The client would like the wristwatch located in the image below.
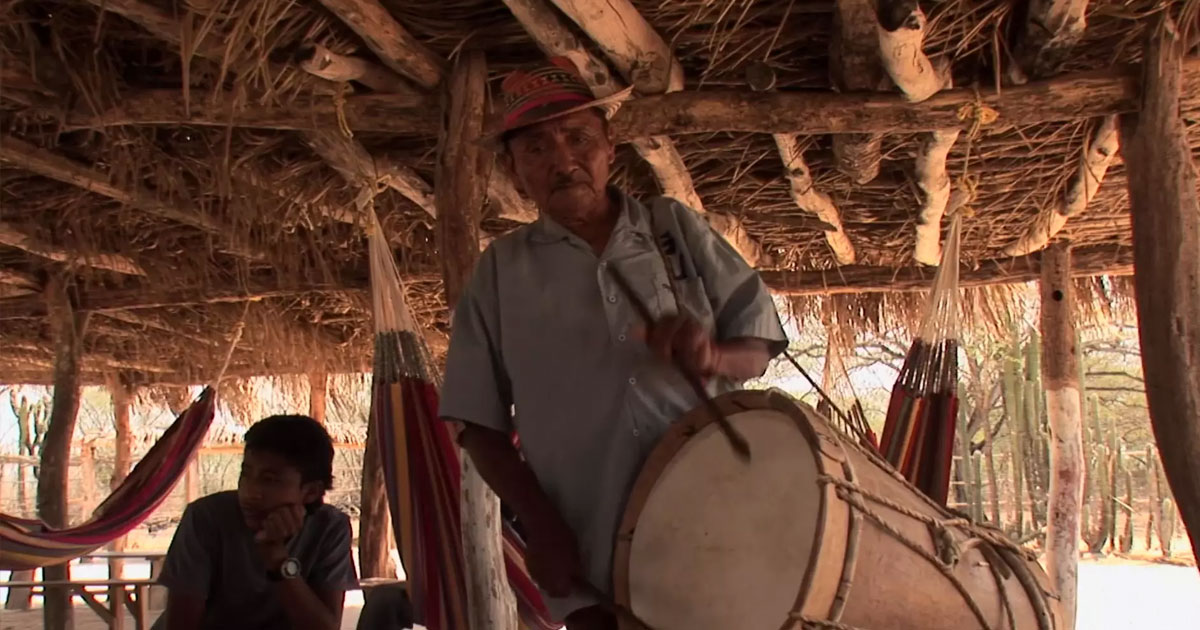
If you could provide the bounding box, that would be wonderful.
[266,557,302,582]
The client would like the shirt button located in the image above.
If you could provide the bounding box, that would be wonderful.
[628,377,637,385]
[618,334,627,342]
[633,429,641,437]
[608,295,617,303]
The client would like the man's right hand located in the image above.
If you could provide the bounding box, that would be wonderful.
[523,511,584,598]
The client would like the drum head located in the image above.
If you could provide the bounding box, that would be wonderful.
[618,398,823,630]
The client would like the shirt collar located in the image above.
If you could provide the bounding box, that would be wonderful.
[530,187,654,245]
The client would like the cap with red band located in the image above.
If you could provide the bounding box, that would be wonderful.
[490,57,633,140]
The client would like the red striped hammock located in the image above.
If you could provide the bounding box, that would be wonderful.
[368,212,559,630]
[879,213,963,505]
[0,388,216,570]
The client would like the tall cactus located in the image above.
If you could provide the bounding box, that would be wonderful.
[1003,341,1026,537]
[1023,329,1049,530]
[1084,405,1113,553]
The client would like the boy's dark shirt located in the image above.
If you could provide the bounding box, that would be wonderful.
[152,491,358,630]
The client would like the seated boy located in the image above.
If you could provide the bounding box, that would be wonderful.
[152,415,358,630]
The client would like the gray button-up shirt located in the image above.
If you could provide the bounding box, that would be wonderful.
[440,189,786,618]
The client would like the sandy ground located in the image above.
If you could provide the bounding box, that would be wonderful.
[2,558,1197,629]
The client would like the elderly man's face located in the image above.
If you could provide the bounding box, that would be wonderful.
[504,109,615,223]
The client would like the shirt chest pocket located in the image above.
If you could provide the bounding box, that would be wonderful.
[612,251,674,320]
[674,276,715,330]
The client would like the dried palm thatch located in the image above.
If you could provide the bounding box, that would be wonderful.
[0,0,1189,385]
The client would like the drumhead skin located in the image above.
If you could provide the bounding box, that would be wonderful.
[614,392,824,630]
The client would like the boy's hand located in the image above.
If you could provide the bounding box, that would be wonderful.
[254,504,305,566]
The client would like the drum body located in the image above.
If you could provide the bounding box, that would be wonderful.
[613,390,1060,630]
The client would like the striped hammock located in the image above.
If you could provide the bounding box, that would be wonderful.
[368,212,559,630]
[879,213,963,505]
[1,388,216,570]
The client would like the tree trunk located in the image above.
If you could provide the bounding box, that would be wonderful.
[5,394,40,611]
[1041,243,1084,629]
[1118,15,1200,569]
[435,49,517,630]
[79,443,96,517]
[359,412,396,578]
[109,378,134,601]
[39,276,86,630]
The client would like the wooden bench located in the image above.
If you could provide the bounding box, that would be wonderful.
[3,578,156,630]
[0,575,407,630]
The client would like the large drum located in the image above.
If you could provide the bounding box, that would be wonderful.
[614,390,1061,630]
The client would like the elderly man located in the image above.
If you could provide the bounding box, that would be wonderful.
[440,57,787,630]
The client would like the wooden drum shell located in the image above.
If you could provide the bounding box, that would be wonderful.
[613,390,1061,630]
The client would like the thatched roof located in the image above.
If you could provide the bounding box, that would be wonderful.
[0,0,1194,385]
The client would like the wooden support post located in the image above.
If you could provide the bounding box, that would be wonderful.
[39,276,87,630]
[1040,242,1083,628]
[308,372,328,425]
[1119,17,1200,563]
[436,49,517,629]
[109,376,134,612]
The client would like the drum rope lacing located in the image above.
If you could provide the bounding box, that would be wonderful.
[789,399,1056,630]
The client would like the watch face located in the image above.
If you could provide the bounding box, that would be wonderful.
[280,558,302,579]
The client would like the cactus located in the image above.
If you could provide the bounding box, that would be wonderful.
[1119,465,1134,554]
[1003,346,1026,537]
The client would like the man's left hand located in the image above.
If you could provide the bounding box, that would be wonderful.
[643,314,720,377]
[254,504,306,566]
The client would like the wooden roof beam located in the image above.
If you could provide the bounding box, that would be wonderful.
[546,0,682,94]
[0,269,40,291]
[61,60,1200,139]
[314,0,444,90]
[519,0,766,266]
[912,127,961,265]
[312,0,536,225]
[81,0,448,228]
[773,135,856,265]
[0,135,266,261]
[875,0,945,103]
[0,271,439,320]
[304,128,437,218]
[66,89,436,135]
[1004,115,1120,257]
[830,0,887,184]
[1010,0,1090,83]
[762,242,1131,296]
[746,63,855,265]
[0,222,146,276]
[873,0,959,266]
[294,43,413,93]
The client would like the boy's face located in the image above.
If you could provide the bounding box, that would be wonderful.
[236,448,323,530]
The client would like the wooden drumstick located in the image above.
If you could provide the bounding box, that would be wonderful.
[605,266,751,461]
[573,577,657,630]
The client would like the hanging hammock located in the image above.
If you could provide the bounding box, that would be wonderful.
[0,388,216,570]
[367,210,559,630]
[878,213,963,505]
